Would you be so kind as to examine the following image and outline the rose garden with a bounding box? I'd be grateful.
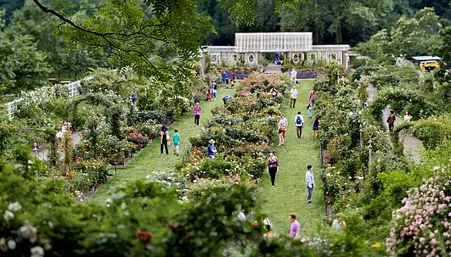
[1,1,451,256]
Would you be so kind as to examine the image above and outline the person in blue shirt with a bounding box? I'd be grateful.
[207,139,217,158]
[223,95,232,105]
[221,71,228,85]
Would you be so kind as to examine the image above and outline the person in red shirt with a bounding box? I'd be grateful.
[309,89,316,106]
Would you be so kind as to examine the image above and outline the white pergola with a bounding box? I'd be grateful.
[202,32,351,67]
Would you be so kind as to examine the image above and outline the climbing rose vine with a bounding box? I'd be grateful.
[386,172,451,256]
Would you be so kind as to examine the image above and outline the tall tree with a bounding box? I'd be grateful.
[280,0,394,45]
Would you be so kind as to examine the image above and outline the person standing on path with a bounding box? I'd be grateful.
[193,102,201,125]
[387,110,396,132]
[267,150,279,188]
[312,115,321,139]
[308,89,316,106]
[288,213,300,238]
[306,165,315,204]
[207,139,217,158]
[160,126,169,155]
[294,111,304,139]
[172,129,180,156]
[290,86,298,108]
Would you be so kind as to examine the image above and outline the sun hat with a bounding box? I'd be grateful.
[209,139,215,144]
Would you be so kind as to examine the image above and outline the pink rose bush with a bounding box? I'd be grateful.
[387,173,451,256]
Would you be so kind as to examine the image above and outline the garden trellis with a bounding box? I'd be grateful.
[4,76,93,120]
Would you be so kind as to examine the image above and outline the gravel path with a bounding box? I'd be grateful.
[367,83,422,164]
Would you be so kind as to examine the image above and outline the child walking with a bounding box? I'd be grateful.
[172,129,180,156]
[307,103,313,119]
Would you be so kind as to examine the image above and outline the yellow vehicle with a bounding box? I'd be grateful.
[412,56,441,72]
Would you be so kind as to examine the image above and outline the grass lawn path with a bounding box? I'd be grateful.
[257,80,324,236]
[91,88,235,204]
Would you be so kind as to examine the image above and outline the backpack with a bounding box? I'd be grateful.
[296,115,302,126]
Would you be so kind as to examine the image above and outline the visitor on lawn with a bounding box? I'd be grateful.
[221,71,228,84]
[278,115,287,146]
[387,110,396,132]
[290,86,298,108]
[212,81,218,100]
[290,69,298,83]
[312,115,321,139]
[206,89,211,101]
[309,89,316,106]
[160,126,169,155]
[306,165,315,204]
[307,103,313,119]
[288,213,300,238]
[193,102,201,125]
[267,150,279,188]
[294,111,304,139]
[207,139,217,158]
[172,129,180,156]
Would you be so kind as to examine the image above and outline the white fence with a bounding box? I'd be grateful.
[4,76,93,120]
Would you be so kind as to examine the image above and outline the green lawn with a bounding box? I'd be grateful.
[91,87,235,204]
[257,80,324,236]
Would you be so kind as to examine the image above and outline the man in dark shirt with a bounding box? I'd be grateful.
[387,111,396,132]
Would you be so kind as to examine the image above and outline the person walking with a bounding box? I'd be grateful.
[288,213,300,238]
[294,111,304,139]
[307,103,313,120]
[306,165,315,204]
[207,139,217,158]
[308,89,316,106]
[267,150,279,188]
[290,86,298,108]
[172,129,180,156]
[194,102,201,125]
[312,115,321,139]
[387,111,396,132]
[160,126,169,155]
[278,115,287,146]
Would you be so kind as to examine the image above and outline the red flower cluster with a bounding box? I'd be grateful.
[136,230,153,244]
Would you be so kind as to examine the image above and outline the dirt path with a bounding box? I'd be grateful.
[367,83,422,164]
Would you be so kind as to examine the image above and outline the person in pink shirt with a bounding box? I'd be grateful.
[309,89,316,106]
[289,213,300,238]
[193,102,201,125]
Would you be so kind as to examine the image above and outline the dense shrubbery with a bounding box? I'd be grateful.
[1,68,211,198]
[313,57,451,256]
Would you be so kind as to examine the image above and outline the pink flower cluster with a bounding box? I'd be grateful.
[386,176,451,256]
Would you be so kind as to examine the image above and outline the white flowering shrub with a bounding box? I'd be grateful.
[387,172,451,256]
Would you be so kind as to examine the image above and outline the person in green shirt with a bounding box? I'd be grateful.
[172,129,181,156]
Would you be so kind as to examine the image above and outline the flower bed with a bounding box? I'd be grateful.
[171,74,290,199]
